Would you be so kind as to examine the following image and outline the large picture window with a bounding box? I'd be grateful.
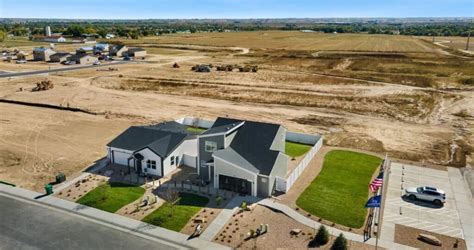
[205,141,217,152]
[146,160,156,169]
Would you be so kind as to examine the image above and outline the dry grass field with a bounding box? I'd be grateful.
[115,31,438,52]
[0,32,473,191]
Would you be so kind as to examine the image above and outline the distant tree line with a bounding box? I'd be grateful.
[0,20,471,39]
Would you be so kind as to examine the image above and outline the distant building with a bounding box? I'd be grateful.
[109,45,128,57]
[16,51,29,60]
[127,47,147,58]
[50,52,71,63]
[45,26,51,37]
[33,47,56,61]
[94,43,109,53]
[76,47,94,55]
[68,54,98,64]
[44,36,66,43]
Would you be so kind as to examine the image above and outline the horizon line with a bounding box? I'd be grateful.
[1,16,472,21]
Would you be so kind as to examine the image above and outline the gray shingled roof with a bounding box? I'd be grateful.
[213,148,259,174]
[202,121,243,135]
[107,123,188,158]
[211,117,283,176]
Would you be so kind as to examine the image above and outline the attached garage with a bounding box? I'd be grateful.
[218,174,252,195]
[110,148,132,166]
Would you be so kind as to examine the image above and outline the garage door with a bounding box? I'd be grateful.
[113,151,131,166]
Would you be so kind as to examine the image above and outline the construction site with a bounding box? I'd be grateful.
[0,31,472,193]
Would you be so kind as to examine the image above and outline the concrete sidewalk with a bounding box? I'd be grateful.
[0,184,228,250]
[448,167,474,250]
[199,195,260,241]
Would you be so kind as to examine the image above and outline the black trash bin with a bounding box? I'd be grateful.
[56,173,66,183]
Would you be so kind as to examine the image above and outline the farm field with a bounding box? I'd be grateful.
[114,31,438,52]
[0,31,473,192]
[296,150,381,228]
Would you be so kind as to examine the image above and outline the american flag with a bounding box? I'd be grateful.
[369,172,384,193]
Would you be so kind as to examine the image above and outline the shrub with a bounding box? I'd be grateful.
[314,225,330,245]
[331,233,348,250]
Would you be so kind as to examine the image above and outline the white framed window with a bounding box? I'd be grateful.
[170,156,175,165]
[146,160,156,169]
[205,141,217,152]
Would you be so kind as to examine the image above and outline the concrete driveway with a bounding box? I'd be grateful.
[382,162,474,248]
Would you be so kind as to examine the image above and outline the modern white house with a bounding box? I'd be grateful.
[107,117,322,197]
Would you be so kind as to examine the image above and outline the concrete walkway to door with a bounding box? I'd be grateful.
[199,195,261,241]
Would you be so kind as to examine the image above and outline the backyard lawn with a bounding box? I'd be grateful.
[296,150,381,228]
[77,182,145,213]
[285,141,312,158]
[142,192,209,232]
[186,126,207,134]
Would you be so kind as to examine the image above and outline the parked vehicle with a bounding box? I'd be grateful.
[123,56,131,61]
[62,61,76,65]
[93,61,101,65]
[16,60,27,64]
[405,186,446,205]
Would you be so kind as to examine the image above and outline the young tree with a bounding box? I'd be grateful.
[164,189,180,217]
[331,233,347,250]
[315,225,330,245]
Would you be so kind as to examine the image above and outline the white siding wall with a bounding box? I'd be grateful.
[136,148,162,176]
[162,143,185,176]
[180,138,198,157]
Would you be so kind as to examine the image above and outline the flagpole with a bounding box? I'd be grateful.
[376,154,389,250]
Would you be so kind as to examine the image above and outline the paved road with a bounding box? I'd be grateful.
[0,61,129,78]
[0,195,177,250]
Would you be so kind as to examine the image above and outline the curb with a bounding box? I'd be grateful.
[0,185,228,250]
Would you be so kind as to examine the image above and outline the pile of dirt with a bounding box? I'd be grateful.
[32,80,54,92]
[290,115,346,127]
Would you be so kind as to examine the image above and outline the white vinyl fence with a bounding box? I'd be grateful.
[175,117,214,129]
[276,135,323,193]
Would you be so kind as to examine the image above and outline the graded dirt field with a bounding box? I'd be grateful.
[0,32,473,191]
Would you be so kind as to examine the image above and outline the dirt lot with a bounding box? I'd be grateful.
[0,33,472,191]
[0,102,132,191]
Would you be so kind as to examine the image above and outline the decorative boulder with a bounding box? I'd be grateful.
[290,229,302,235]
[418,233,442,246]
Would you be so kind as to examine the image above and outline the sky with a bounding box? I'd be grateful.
[0,0,472,19]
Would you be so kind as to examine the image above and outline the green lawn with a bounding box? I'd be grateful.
[142,192,209,232]
[186,126,207,133]
[285,141,313,157]
[296,150,381,228]
[77,182,145,213]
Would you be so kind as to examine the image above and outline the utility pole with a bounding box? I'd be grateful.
[466,31,471,51]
